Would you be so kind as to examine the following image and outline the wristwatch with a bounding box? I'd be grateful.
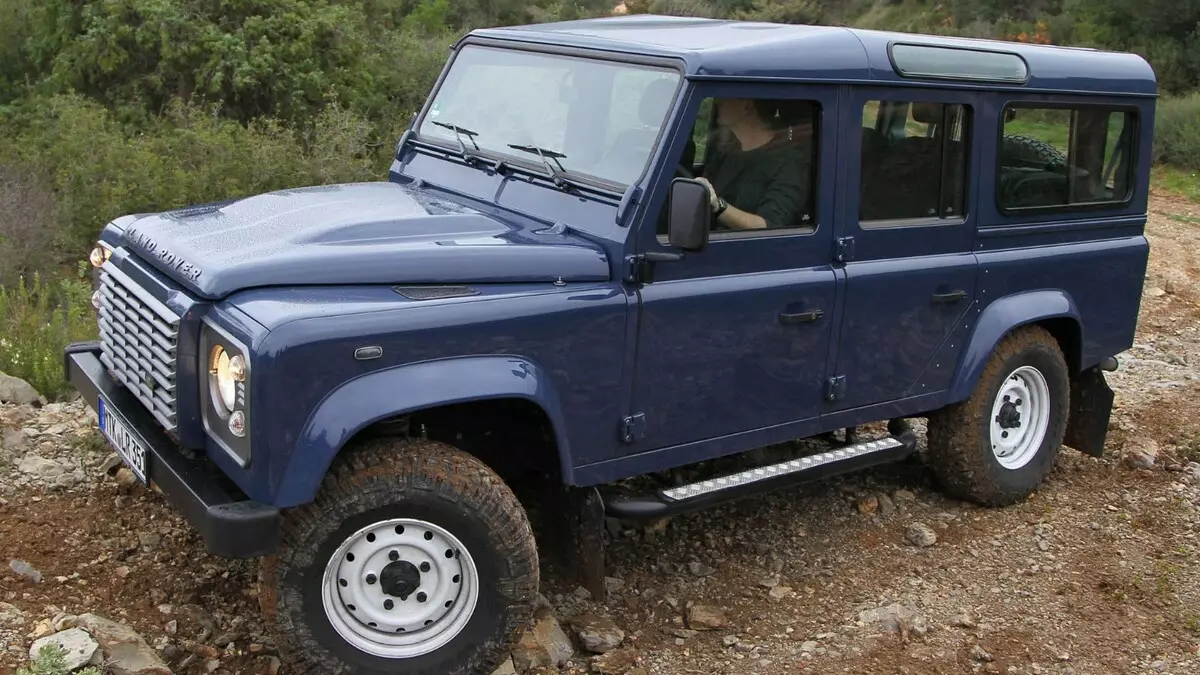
[713,196,728,218]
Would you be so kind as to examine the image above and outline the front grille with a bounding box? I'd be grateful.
[97,265,181,431]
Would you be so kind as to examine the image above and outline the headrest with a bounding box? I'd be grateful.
[639,79,678,127]
[910,102,943,125]
[754,99,816,129]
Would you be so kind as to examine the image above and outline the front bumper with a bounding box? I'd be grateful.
[65,342,279,558]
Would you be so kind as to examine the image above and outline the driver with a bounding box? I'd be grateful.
[697,99,813,231]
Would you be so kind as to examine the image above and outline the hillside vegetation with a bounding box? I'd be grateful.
[0,0,1197,395]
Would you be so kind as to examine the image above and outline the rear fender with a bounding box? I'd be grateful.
[272,356,570,507]
[949,290,1081,402]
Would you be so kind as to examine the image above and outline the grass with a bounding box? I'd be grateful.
[18,644,101,675]
[1152,165,1200,203]
[0,264,96,400]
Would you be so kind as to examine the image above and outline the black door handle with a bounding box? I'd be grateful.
[779,309,824,324]
[931,290,967,304]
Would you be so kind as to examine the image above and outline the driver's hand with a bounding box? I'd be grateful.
[696,177,718,210]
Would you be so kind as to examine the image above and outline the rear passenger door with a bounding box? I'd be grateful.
[830,91,980,411]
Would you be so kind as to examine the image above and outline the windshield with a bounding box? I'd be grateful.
[417,45,681,186]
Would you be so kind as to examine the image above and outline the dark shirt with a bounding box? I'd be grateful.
[704,137,810,230]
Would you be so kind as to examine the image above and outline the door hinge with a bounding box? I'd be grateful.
[623,254,645,283]
[620,412,647,444]
[825,375,847,402]
[835,236,855,263]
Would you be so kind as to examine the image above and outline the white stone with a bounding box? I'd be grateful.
[0,373,40,405]
[28,628,100,670]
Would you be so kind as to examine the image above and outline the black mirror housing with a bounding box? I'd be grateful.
[667,178,711,251]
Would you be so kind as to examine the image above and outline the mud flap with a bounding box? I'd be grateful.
[1064,367,1114,457]
[561,486,606,600]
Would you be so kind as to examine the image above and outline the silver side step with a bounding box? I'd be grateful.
[602,420,918,520]
[661,436,905,502]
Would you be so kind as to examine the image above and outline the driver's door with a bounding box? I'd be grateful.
[623,83,840,456]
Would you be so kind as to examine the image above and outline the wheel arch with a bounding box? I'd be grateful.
[271,355,573,508]
[949,290,1082,403]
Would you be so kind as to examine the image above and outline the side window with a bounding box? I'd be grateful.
[998,106,1136,210]
[666,96,819,236]
[859,100,971,224]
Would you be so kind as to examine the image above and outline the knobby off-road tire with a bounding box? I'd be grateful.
[258,438,539,675]
[1001,134,1067,170]
[927,326,1069,506]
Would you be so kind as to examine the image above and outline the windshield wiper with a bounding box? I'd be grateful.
[430,120,485,165]
[506,143,588,192]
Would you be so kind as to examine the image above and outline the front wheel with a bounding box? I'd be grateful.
[259,438,539,675]
[927,326,1069,506]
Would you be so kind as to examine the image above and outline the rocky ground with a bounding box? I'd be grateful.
[2,191,1200,675]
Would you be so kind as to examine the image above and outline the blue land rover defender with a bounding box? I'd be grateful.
[65,15,1154,675]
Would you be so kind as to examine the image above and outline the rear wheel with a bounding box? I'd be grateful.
[927,326,1069,506]
[260,438,539,675]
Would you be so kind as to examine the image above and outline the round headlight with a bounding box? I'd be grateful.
[89,245,111,268]
[209,345,238,413]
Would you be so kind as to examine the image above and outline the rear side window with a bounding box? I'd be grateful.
[859,100,971,224]
[998,106,1136,211]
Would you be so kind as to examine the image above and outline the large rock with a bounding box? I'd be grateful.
[858,603,928,636]
[0,372,40,405]
[0,602,26,627]
[1124,438,1158,469]
[77,613,172,675]
[568,614,625,654]
[511,613,574,670]
[590,647,640,674]
[489,657,517,675]
[16,454,85,488]
[28,628,100,671]
[905,522,938,547]
[685,605,729,631]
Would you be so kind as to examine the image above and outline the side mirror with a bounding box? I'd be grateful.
[667,178,711,251]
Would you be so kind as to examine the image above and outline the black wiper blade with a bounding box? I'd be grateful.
[431,120,479,149]
[431,120,487,166]
[505,143,586,192]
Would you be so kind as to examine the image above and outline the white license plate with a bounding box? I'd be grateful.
[98,397,148,484]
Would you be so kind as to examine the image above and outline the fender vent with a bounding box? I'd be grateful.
[393,285,481,301]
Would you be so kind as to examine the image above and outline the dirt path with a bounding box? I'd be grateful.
[2,193,1199,675]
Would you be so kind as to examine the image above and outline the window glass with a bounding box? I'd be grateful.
[419,45,680,186]
[859,101,970,223]
[998,107,1136,209]
[665,97,818,235]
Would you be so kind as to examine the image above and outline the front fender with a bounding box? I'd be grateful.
[271,355,571,507]
[948,290,1081,402]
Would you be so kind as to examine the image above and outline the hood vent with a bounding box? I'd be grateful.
[393,285,481,301]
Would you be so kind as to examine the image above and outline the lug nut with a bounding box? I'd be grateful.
[416,592,427,603]
[366,574,377,585]
[384,599,394,610]
[420,562,430,573]
[389,551,399,561]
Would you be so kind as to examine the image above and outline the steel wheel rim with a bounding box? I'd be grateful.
[321,518,479,659]
[989,365,1051,470]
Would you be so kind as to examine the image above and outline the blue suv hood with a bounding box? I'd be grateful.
[113,181,610,299]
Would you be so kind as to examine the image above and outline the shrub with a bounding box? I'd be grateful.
[1,93,389,261]
[0,165,58,288]
[0,264,97,400]
[1153,93,1200,172]
[18,644,102,675]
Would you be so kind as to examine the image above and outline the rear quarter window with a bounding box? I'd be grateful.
[998,106,1137,212]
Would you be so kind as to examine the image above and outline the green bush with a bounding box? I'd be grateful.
[1153,93,1200,172]
[0,264,97,400]
[1,93,389,259]
[18,644,102,675]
